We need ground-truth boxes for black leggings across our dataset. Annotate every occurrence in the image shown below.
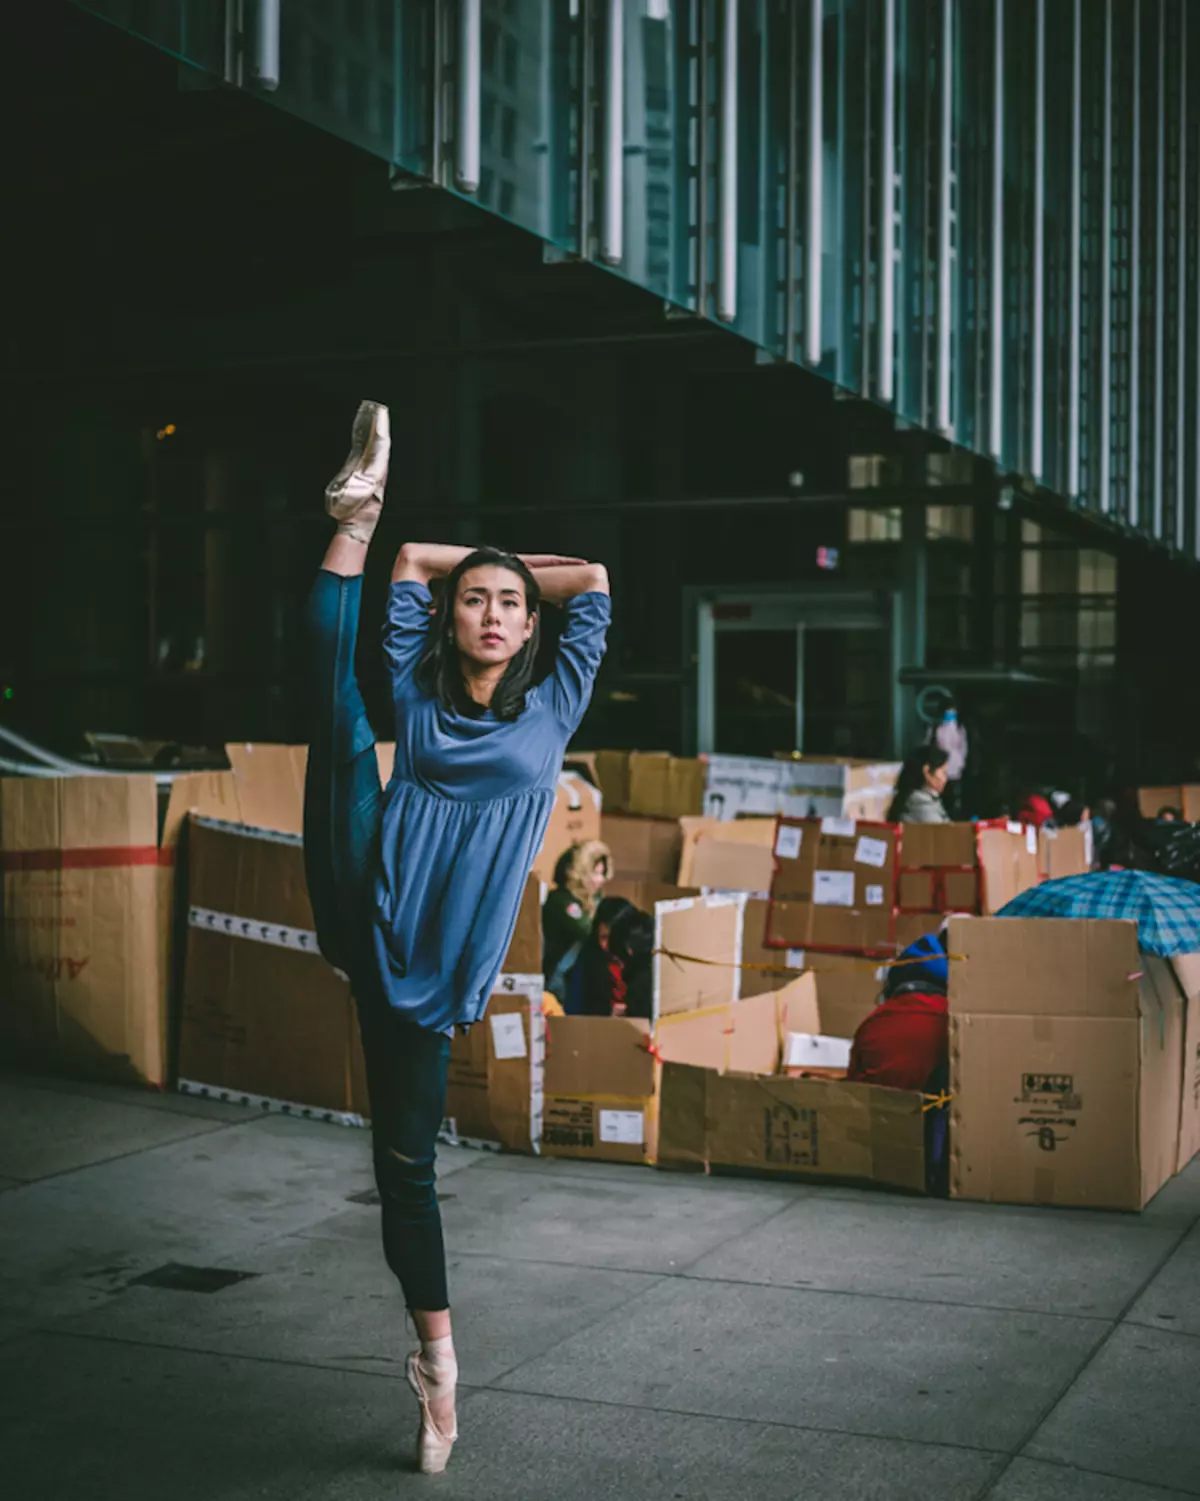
[303,567,451,1312]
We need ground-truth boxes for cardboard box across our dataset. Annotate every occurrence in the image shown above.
[542,1014,657,1164]
[677,816,776,890]
[704,755,900,822]
[767,818,898,956]
[504,875,543,975]
[657,1063,925,1191]
[948,916,1191,1211]
[443,975,545,1152]
[1038,825,1092,881]
[1136,785,1200,821]
[606,877,699,912]
[739,897,798,998]
[1171,953,1200,1173]
[602,813,682,883]
[531,772,603,884]
[627,752,705,819]
[0,772,198,1088]
[179,816,369,1116]
[976,823,1040,914]
[654,895,744,1017]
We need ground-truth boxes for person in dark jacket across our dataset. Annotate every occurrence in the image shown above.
[567,895,634,1015]
[542,840,611,1001]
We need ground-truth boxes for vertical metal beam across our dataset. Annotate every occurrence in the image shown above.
[717,0,739,321]
[935,0,955,436]
[456,0,481,193]
[1130,0,1141,526]
[805,0,824,366]
[784,3,799,362]
[1177,0,1188,550]
[989,0,1005,460]
[878,0,896,403]
[1099,0,1113,513]
[1067,0,1082,498]
[1153,0,1166,538]
[1030,0,1045,479]
[251,0,280,90]
[600,0,625,265]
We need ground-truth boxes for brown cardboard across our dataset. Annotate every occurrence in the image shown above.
[739,898,796,998]
[0,772,215,1088]
[900,823,977,870]
[811,962,884,1039]
[690,837,775,894]
[602,814,682,883]
[178,817,368,1115]
[606,877,699,912]
[223,743,307,835]
[627,752,705,819]
[976,824,1040,914]
[443,976,544,1152]
[677,817,776,886]
[655,987,784,1076]
[657,1064,925,1191]
[768,819,898,955]
[947,916,1141,1019]
[1038,825,1091,881]
[502,875,543,974]
[948,917,1188,1211]
[542,1015,657,1164]
[1167,952,1200,1172]
[654,896,742,1017]
[1137,786,1184,818]
[530,772,603,884]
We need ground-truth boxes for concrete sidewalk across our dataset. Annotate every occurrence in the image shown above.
[0,1070,1196,1500]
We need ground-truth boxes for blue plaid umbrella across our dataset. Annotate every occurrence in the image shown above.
[997,869,1200,956]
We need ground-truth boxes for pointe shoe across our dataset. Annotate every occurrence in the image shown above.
[325,400,390,520]
[406,1348,458,1475]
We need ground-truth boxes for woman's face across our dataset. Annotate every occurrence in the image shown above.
[453,566,535,668]
[924,761,949,796]
[586,858,609,897]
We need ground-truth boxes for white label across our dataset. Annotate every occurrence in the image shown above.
[489,1012,527,1061]
[786,948,806,970]
[854,835,889,868]
[599,1109,645,1145]
[1025,826,1038,855]
[774,824,803,860]
[865,885,885,907]
[1084,821,1094,867]
[820,816,857,838]
[813,870,855,907]
[1007,820,1022,835]
[188,907,319,954]
[784,1032,854,1070]
[875,966,888,982]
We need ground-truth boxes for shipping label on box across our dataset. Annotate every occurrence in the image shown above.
[767,819,898,955]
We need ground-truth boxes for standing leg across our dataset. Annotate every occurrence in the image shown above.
[302,403,459,1474]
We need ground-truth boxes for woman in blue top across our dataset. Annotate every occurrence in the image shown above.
[303,401,610,1473]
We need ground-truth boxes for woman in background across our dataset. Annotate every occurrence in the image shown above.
[886,746,951,824]
[542,840,611,1001]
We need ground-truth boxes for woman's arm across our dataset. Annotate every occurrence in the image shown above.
[527,561,610,604]
[392,542,477,585]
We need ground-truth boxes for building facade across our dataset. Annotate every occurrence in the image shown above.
[4,0,1200,810]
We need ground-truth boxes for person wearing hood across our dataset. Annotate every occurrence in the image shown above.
[542,840,611,1000]
[847,929,951,1194]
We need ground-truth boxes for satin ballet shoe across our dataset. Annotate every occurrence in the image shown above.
[406,1347,458,1475]
[324,399,390,520]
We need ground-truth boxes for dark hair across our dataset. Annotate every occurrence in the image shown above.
[592,895,635,934]
[416,547,541,721]
[608,907,654,966]
[1157,805,1183,822]
[887,745,950,822]
[552,847,576,887]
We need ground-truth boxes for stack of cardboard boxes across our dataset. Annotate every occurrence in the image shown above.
[6,740,1194,1213]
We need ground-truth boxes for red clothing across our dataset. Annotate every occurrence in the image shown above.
[1021,795,1055,829]
[847,992,948,1091]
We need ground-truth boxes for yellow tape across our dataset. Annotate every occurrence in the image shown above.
[921,1090,955,1113]
[655,946,963,976]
